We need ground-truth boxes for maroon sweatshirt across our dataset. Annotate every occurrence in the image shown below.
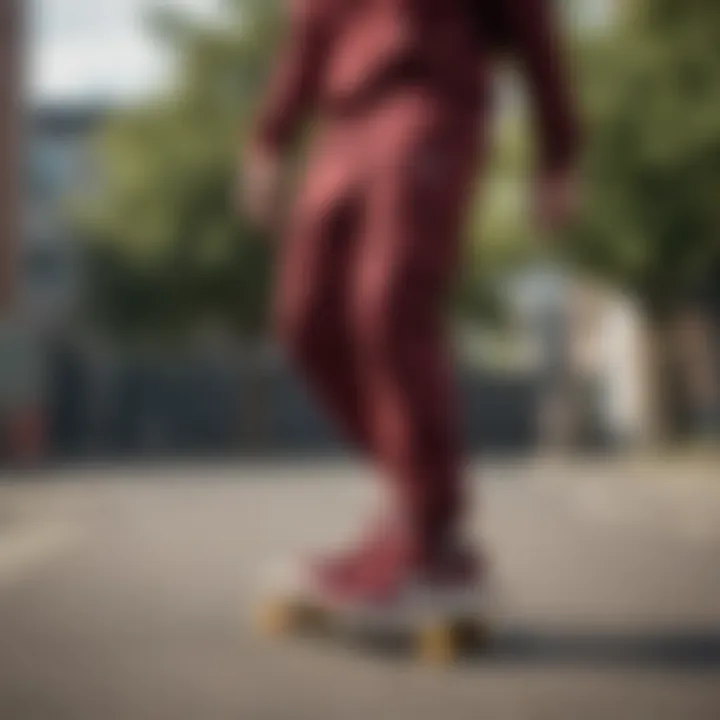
[253,0,581,174]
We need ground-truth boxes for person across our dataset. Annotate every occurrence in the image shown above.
[241,0,581,606]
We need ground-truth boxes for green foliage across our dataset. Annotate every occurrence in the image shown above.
[572,0,720,316]
[78,0,720,343]
[77,0,286,343]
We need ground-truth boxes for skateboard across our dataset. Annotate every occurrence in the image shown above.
[253,563,495,664]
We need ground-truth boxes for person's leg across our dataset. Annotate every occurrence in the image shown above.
[274,188,371,454]
[338,100,484,599]
[274,163,390,582]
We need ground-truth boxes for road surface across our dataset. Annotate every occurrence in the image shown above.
[1,458,719,719]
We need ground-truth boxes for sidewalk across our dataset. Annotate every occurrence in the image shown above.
[0,459,719,719]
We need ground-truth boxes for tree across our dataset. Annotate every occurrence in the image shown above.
[571,0,720,436]
[76,0,288,344]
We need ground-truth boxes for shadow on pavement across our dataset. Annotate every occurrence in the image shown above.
[470,626,720,669]
[292,623,720,671]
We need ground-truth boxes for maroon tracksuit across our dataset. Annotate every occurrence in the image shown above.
[253,0,580,594]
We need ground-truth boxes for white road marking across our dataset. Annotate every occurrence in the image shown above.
[0,521,84,589]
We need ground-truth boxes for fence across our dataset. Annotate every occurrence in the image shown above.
[44,345,577,460]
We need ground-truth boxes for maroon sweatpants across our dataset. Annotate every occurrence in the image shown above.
[274,88,484,561]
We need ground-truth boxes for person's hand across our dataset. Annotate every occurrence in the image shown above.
[238,144,282,231]
[533,166,582,235]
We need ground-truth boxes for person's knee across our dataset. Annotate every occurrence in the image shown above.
[353,283,408,361]
[275,291,337,368]
[352,278,445,387]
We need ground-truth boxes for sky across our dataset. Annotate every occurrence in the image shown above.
[31,0,612,106]
[30,0,222,104]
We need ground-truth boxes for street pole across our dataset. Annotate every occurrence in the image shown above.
[0,0,22,315]
[0,2,44,465]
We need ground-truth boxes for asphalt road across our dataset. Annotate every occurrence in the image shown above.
[1,458,719,719]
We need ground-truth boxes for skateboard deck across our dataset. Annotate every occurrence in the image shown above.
[253,563,495,664]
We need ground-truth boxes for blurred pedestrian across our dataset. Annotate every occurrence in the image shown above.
[243,0,581,606]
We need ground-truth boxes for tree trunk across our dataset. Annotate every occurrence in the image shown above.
[673,305,720,440]
[643,313,678,446]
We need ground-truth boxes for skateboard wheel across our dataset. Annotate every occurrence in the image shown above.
[417,623,459,665]
[417,618,491,664]
[256,599,325,637]
[256,599,298,637]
